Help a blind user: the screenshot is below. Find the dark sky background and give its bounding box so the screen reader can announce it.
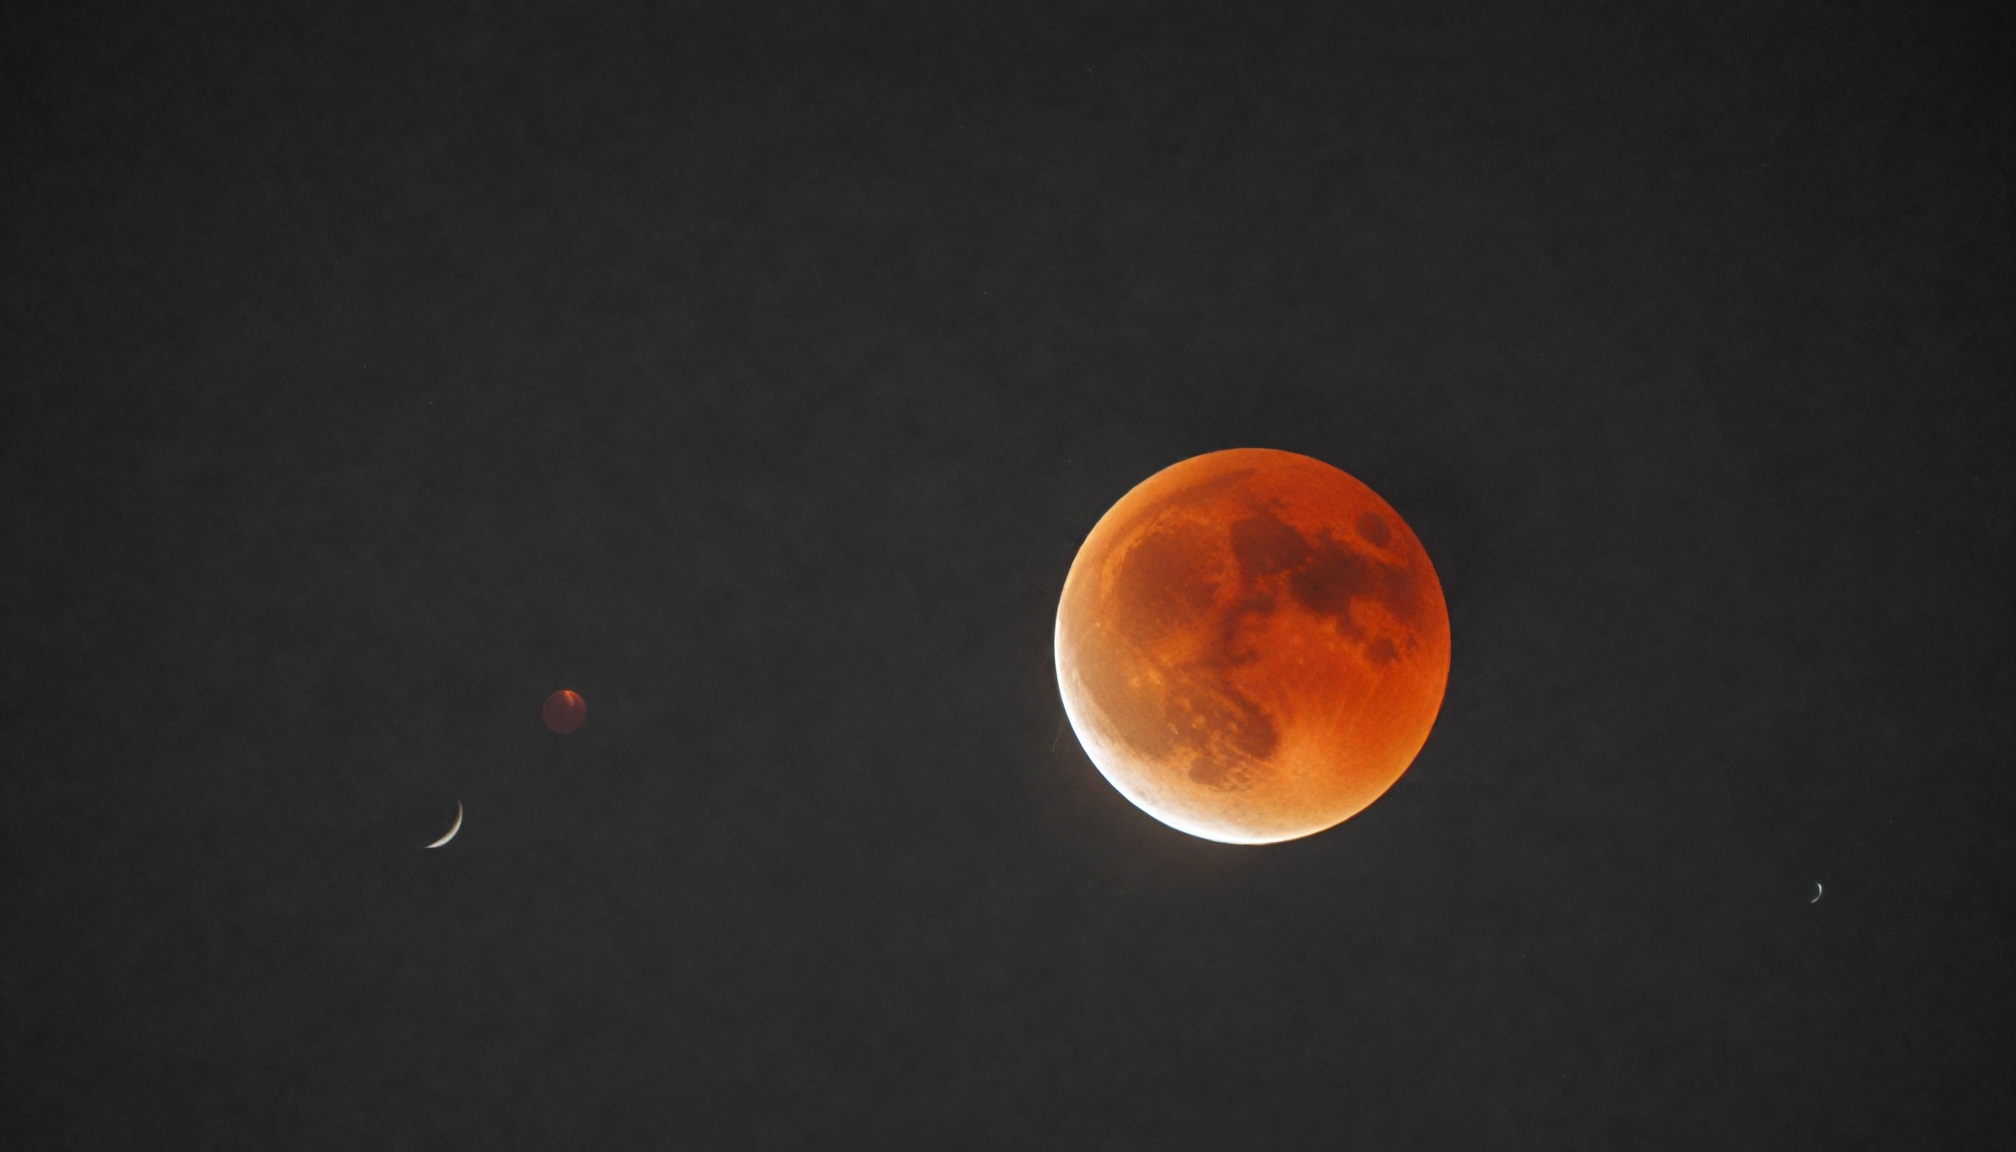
[3,2,2009,1148]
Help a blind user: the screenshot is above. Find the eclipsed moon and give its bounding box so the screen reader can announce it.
[1055,448,1451,844]
[424,802,463,849]
[543,689,586,734]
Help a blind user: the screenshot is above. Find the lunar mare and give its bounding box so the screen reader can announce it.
[1055,448,1450,844]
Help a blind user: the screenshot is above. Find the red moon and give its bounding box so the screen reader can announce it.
[542,689,586,734]
[1055,449,1450,844]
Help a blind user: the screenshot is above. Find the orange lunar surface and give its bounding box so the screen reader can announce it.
[1055,449,1450,844]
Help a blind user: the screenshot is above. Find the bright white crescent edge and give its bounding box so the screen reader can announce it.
[425,802,463,849]
[1810,881,1823,903]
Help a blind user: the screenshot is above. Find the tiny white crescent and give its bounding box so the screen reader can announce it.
[425,802,463,850]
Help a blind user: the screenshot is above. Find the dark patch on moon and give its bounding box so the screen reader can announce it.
[1286,532,1380,627]
[1085,496,1422,791]
[1230,514,1313,579]
[1189,755,1256,790]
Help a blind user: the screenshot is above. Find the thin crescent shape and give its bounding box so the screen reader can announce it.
[424,802,463,849]
[1810,881,1823,903]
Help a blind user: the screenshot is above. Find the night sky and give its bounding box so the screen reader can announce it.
[4,3,2009,1147]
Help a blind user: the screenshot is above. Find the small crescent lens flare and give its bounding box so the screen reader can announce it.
[1054,448,1451,844]
[543,689,586,734]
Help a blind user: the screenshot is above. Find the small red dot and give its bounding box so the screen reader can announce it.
[543,689,586,734]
